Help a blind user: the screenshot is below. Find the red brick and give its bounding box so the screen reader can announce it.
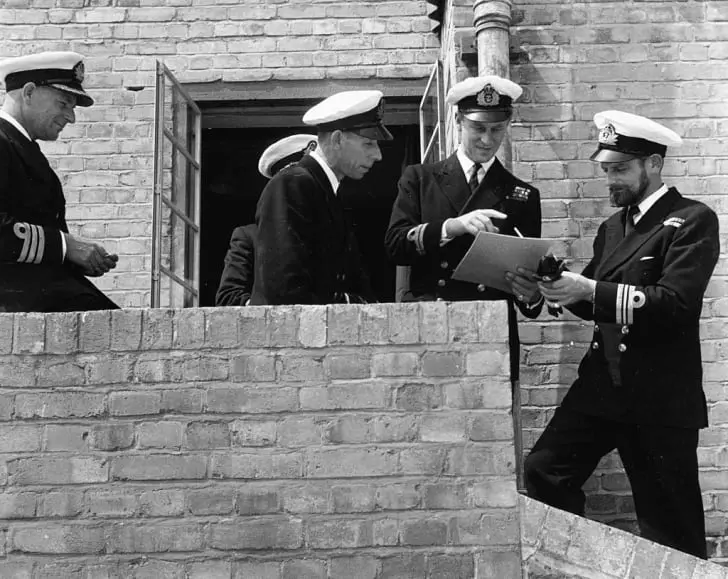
[329,556,378,579]
[230,419,277,447]
[91,423,135,451]
[86,490,138,517]
[307,519,371,549]
[43,424,89,452]
[360,304,389,344]
[237,308,270,347]
[476,550,522,579]
[137,421,183,449]
[420,301,448,344]
[376,483,419,510]
[161,389,204,414]
[279,355,325,381]
[300,383,389,411]
[332,484,376,513]
[211,451,303,480]
[44,312,79,354]
[0,493,37,519]
[0,314,13,354]
[37,490,83,518]
[139,489,185,517]
[389,303,419,344]
[13,313,45,354]
[111,455,205,481]
[15,392,105,419]
[206,308,239,348]
[420,414,467,442]
[109,391,160,416]
[380,553,427,578]
[35,360,85,387]
[206,386,297,414]
[372,352,418,376]
[187,488,235,515]
[186,420,230,449]
[423,482,469,510]
[10,524,107,554]
[232,561,280,579]
[421,351,463,376]
[141,308,173,350]
[109,522,203,553]
[395,383,442,411]
[236,487,280,515]
[209,519,303,550]
[231,353,276,382]
[110,309,141,350]
[308,448,397,478]
[278,416,323,447]
[187,561,232,579]
[79,310,111,352]
[173,308,205,349]
[325,353,371,379]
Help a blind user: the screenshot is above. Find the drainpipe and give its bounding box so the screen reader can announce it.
[473,0,525,494]
[473,0,514,166]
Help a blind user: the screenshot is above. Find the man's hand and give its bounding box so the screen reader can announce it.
[538,271,596,306]
[64,233,119,277]
[445,209,507,237]
[506,266,542,304]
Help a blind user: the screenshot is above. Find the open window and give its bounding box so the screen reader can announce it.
[395,60,447,301]
[151,61,202,308]
[419,60,447,164]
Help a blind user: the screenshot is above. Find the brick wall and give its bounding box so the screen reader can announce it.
[521,496,728,579]
[0,302,522,577]
[510,0,728,565]
[0,0,439,307]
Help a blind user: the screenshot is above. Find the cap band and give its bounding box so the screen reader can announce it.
[595,134,667,158]
[313,100,385,132]
[5,68,80,92]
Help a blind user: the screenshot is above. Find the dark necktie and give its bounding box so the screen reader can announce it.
[468,163,481,192]
[625,205,639,236]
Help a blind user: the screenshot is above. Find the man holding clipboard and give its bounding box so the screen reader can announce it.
[384,75,543,309]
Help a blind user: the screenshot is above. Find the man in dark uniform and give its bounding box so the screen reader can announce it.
[526,110,720,558]
[0,51,118,312]
[385,75,543,309]
[250,90,391,305]
[215,133,317,306]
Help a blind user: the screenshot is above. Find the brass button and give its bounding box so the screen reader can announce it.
[618,343,627,353]
[592,341,599,350]
[621,325,629,335]
[436,297,444,302]
[437,279,446,287]
[477,284,486,292]
[440,261,449,269]
[594,324,600,332]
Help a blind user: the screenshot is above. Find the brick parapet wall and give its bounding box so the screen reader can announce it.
[521,495,728,579]
[0,302,523,578]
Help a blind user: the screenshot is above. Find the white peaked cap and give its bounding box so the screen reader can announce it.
[591,110,682,162]
[257,134,318,179]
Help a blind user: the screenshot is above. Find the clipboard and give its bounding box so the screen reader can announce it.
[451,231,553,294]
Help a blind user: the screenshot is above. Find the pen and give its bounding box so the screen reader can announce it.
[513,227,524,238]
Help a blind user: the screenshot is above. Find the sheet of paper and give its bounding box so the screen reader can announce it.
[451,231,554,294]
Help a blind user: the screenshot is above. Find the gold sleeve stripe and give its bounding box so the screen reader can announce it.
[13,222,45,264]
[617,283,646,325]
[406,224,427,255]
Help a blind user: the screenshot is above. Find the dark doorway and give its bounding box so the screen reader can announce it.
[200,123,419,306]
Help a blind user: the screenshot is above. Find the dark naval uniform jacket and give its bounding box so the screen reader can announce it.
[215,224,257,306]
[562,187,719,428]
[385,154,542,311]
[249,154,374,305]
[0,117,116,312]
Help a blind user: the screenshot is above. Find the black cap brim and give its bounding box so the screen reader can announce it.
[460,109,512,123]
[354,124,393,141]
[49,84,93,107]
[590,148,638,163]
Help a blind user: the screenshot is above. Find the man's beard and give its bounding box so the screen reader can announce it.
[609,168,650,207]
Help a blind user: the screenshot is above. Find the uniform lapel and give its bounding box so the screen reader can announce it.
[435,154,472,214]
[460,158,509,215]
[596,188,681,279]
[299,154,346,240]
[0,119,53,177]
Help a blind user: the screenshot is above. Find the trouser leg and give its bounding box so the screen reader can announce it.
[524,407,616,515]
[618,425,706,558]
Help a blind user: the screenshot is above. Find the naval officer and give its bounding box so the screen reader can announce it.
[525,110,719,558]
[0,51,119,312]
[250,90,391,305]
[215,133,317,306]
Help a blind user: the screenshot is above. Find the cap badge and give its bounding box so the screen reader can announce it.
[476,84,500,107]
[599,123,618,146]
[72,61,85,83]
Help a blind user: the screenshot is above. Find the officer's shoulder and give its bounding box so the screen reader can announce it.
[670,195,718,224]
